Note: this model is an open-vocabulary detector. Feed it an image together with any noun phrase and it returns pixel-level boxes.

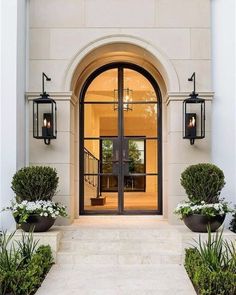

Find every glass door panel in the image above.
[123,103,158,137]
[146,140,158,174]
[123,138,145,192]
[101,138,119,192]
[83,68,119,212]
[84,104,118,138]
[123,69,158,102]
[122,68,159,212]
[84,69,118,102]
[81,64,161,214]
[124,176,158,211]
[84,177,119,211]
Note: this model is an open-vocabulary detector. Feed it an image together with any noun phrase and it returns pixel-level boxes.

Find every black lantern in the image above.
[33,73,57,145]
[183,72,205,145]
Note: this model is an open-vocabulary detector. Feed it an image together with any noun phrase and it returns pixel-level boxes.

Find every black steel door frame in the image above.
[79,62,163,215]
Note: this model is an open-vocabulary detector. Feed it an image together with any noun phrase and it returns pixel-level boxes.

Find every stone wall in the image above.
[28,0,212,223]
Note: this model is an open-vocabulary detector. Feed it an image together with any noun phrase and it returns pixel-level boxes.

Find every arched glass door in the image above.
[80,63,162,214]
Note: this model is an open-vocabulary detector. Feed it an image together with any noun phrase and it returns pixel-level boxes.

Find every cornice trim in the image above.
[25,91,79,105]
[166,91,214,105]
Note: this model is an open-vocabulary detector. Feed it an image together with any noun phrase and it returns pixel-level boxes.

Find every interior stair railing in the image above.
[84,147,101,198]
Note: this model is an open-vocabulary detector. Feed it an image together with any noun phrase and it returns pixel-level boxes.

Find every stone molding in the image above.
[26,91,214,106]
[64,34,180,93]
[26,91,78,105]
[166,91,214,105]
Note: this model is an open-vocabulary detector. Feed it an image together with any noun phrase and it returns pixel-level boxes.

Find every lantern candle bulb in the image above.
[42,117,52,137]
[186,113,197,138]
[42,119,47,137]
[188,116,195,128]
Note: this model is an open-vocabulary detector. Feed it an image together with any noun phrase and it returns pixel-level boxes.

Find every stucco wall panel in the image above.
[157,0,211,28]
[168,131,211,165]
[172,60,212,92]
[190,29,211,59]
[85,0,156,28]
[29,0,85,28]
[29,60,69,92]
[29,131,71,164]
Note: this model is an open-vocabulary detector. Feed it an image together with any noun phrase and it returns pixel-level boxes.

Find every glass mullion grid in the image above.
[84,173,157,176]
[83,101,158,104]
[84,137,159,140]
[84,173,118,176]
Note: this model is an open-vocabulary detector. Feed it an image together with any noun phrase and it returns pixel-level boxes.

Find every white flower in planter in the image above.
[4,199,67,224]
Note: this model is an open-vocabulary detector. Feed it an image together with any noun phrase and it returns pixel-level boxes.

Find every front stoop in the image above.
[9,219,235,294]
[34,217,200,295]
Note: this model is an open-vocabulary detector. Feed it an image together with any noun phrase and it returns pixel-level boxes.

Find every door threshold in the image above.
[76,215,166,220]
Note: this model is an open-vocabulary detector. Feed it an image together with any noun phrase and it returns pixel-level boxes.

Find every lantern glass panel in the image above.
[33,100,57,139]
[183,99,205,139]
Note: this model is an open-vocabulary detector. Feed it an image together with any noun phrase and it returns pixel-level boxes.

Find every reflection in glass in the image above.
[101,139,113,173]
[100,139,118,192]
[123,139,145,192]
[128,140,145,174]
[85,69,118,102]
[124,69,157,102]
[124,103,158,137]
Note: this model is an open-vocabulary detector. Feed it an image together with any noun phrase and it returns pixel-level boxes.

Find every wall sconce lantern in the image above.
[183,72,205,145]
[33,73,57,145]
[114,88,133,111]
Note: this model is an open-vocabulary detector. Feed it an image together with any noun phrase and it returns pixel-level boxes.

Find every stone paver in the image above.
[36,217,196,295]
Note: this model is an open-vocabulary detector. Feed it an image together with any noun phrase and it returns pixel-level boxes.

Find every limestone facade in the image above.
[27,0,212,224]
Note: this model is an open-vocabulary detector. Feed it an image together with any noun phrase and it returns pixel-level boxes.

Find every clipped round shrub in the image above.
[11,166,59,201]
[181,163,225,204]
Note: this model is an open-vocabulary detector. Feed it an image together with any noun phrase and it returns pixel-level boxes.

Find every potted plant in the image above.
[174,163,232,232]
[4,166,67,232]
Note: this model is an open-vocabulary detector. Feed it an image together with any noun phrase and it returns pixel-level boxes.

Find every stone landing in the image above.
[36,217,197,295]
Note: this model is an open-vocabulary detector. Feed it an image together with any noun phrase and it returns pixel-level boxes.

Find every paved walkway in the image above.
[36,217,196,295]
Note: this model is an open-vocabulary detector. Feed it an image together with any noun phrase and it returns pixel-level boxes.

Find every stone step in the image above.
[36,264,195,295]
[62,228,181,241]
[59,239,182,253]
[56,252,182,265]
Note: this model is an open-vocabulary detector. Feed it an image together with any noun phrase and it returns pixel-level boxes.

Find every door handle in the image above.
[123,159,131,163]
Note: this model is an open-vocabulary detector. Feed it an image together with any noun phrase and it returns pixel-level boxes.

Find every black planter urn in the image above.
[183,214,226,233]
[15,215,55,232]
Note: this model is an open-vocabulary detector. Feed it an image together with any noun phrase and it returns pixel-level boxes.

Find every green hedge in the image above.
[185,248,236,295]
[0,245,53,295]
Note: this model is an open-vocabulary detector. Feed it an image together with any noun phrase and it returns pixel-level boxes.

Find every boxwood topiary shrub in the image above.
[181,163,225,203]
[11,166,59,201]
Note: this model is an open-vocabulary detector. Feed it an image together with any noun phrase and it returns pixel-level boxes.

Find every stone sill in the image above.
[8,227,63,259]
